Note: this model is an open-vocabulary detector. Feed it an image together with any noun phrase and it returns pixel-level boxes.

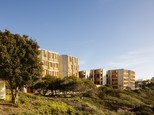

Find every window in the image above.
[44,51,46,57]
[42,50,46,57]
[48,53,50,58]
[46,70,48,74]
[55,54,57,59]
[50,63,52,67]
[70,57,72,62]
[52,53,54,59]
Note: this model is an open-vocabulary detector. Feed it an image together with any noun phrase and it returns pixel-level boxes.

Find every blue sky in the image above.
[1,0,154,80]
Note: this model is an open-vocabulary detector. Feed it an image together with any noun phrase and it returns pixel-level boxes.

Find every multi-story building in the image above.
[107,69,135,90]
[79,70,90,79]
[59,55,79,78]
[39,49,59,78]
[89,68,107,86]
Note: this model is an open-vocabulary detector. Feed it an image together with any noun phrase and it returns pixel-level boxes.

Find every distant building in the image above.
[39,49,59,77]
[107,69,135,90]
[79,68,107,86]
[79,70,90,79]
[39,48,136,90]
[0,80,5,100]
[59,55,79,78]
[89,68,107,86]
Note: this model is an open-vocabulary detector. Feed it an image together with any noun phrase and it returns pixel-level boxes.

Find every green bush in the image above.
[99,86,121,98]
[131,105,154,115]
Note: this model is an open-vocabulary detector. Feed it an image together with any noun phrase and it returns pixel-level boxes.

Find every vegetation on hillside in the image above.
[0,77,153,115]
[34,75,98,97]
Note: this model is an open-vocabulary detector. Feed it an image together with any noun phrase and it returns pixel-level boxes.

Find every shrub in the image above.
[131,105,153,115]
[99,86,121,98]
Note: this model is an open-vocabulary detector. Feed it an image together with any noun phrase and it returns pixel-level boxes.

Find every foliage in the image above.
[151,77,154,83]
[0,30,42,103]
[1,83,154,115]
[34,75,98,97]
[98,85,121,99]
[34,74,61,95]
[60,76,84,92]
[131,105,154,115]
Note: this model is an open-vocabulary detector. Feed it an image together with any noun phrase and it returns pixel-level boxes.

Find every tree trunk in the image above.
[43,88,47,96]
[14,87,19,104]
[11,88,15,103]
[51,90,54,95]
[11,87,19,104]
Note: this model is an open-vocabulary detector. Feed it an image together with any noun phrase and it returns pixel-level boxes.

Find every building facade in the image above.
[79,70,90,79]
[39,49,60,77]
[107,69,135,90]
[89,68,107,86]
[79,68,107,86]
[59,55,79,78]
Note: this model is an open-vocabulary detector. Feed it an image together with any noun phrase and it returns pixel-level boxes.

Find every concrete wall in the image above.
[0,80,5,100]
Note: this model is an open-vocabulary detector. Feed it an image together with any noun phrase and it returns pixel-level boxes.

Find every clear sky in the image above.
[1,0,154,80]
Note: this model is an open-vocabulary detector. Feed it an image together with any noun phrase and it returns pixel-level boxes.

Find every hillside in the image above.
[0,84,154,115]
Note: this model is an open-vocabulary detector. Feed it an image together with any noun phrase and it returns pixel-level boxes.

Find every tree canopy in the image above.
[0,30,42,103]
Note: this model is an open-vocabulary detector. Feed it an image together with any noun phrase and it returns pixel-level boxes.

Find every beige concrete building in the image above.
[59,55,79,78]
[79,69,107,86]
[89,68,107,86]
[79,70,90,79]
[39,49,59,77]
[107,69,135,90]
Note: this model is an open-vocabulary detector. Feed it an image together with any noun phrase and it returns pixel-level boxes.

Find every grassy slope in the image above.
[0,87,154,115]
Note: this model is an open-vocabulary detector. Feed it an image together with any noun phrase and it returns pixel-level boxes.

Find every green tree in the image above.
[81,78,98,98]
[0,30,42,103]
[34,75,61,95]
[60,76,84,93]
[151,77,154,83]
[60,76,98,97]
[98,85,121,99]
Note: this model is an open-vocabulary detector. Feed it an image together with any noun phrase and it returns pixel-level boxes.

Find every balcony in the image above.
[112,76,118,79]
[123,81,128,84]
[123,78,128,81]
